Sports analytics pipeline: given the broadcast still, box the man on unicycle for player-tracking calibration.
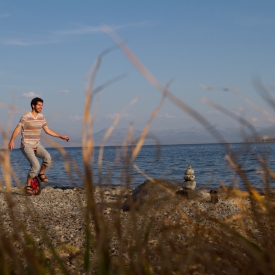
[8,97,69,195]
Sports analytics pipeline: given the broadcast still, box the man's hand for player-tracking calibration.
[9,140,14,151]
[60,135,70,142]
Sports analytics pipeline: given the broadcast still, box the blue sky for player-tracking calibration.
[1,1,275,143]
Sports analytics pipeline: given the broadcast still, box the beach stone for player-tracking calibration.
[182,180,196,190]
[122,179,181,211]
[184,165,194,175]
[176,188,209,200]
[184,174,195,181]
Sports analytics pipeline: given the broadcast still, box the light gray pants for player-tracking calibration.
[21,144,51,178]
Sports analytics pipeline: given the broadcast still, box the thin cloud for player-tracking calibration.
[61,90,69,93]
[0,35,66,46]
[207,110,221,115]
[55,21,149,36]
[200,84,230,92]
[69,115,83,122]
[179,115,190,119]
[1,39,32,46]
[232,107,245,112]
[200,84,215,91]
[105,113,137,119]
[56,25,106,35]
[0,102,7,108]
[157,113,176,119]
[22,92,41,98]
[0,21,149,47]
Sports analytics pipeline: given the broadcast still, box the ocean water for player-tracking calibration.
[4,143,275,190]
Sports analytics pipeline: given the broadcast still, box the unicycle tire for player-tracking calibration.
[30,176,42,195]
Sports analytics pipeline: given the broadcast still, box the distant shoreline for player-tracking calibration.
[2,140,275,151]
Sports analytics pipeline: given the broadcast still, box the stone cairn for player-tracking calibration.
[182,164,196,190]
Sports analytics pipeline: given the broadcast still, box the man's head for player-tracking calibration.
[31,97,43,113]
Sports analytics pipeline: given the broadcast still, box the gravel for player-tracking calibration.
[0,182,264,273]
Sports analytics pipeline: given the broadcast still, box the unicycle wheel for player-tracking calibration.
[30,176,41,195]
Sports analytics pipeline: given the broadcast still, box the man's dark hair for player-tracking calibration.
[31,97,43,109]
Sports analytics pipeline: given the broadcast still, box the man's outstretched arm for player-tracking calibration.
[9,125,21,150]
[43,125,70,142]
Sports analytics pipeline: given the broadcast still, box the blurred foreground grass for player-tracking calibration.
[1,35,275,274]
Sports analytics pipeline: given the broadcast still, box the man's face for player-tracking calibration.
[32,102,43,113]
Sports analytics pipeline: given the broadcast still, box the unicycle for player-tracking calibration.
[24,176,42,195]
[31,176,42,195]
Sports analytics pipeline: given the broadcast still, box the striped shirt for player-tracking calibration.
[18,112,47,147]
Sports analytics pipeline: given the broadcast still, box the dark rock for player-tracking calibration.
[122,179,181,211]
[210,190,219,204]
[176,188,209,200]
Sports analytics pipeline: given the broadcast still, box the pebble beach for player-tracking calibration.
[0,182,268,274]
